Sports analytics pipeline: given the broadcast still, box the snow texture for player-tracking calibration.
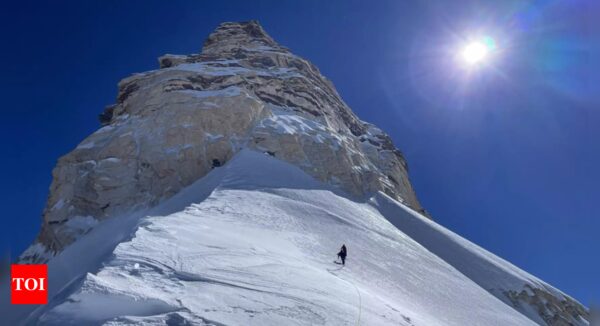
[0,150,557,325]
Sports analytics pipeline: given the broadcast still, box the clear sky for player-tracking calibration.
[1,0,598,305]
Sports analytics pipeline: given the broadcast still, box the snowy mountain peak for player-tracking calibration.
[11,21,589,326]
[21,20,422,264]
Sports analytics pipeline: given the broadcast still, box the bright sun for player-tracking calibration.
[462,42,488,64]
[460,36,496,66]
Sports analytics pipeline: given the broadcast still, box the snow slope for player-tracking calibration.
[373,194,590,325]
[0,150,547,325]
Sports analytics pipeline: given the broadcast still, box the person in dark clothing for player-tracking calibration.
[337,244,347,265]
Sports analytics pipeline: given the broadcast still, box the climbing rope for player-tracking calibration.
[327,264,362,326]
[346,275,362,326]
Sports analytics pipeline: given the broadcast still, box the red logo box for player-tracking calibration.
[11,264,48,304]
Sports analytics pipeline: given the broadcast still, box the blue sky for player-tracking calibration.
[1,0,598,305]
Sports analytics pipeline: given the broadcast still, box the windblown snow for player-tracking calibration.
[5,150,583,325]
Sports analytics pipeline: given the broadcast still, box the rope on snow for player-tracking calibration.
[327,261,362,326]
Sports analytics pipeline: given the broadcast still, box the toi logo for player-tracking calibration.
[11,264,48,304]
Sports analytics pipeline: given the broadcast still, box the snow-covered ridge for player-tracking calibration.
[3,150,588,325]
[373,194,589,325]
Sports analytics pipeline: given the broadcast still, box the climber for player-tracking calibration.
[337,244,347,265]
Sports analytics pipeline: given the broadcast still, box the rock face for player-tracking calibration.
[505,286,590,326]
[21,21,423,263]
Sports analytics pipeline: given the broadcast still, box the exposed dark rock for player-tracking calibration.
[505,285,590,326]
[117,82,140,104]
[99,104,116,126]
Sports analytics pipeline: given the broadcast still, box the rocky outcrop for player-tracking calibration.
[21,21,422,263]
[505,285,590,326]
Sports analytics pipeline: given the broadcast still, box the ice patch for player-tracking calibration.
[257,109,343,150]
[52,199,65,211]
[176,86,243,99]
[101,157,121,163]
[205,133,224,142]
[76,141,95,149]
[172,62,303,79]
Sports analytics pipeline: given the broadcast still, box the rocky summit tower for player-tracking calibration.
[22,20,423,263]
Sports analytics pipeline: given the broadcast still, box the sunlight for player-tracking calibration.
[461,36,496,66]
[462,41,488,64]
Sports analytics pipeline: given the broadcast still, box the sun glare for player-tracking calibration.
[460,36,496,66]
[462,42,488,64]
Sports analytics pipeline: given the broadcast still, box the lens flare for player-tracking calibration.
[482,36,496,51]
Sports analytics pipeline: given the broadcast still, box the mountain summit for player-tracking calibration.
[10,21,589,325]
[22,20,422,264]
